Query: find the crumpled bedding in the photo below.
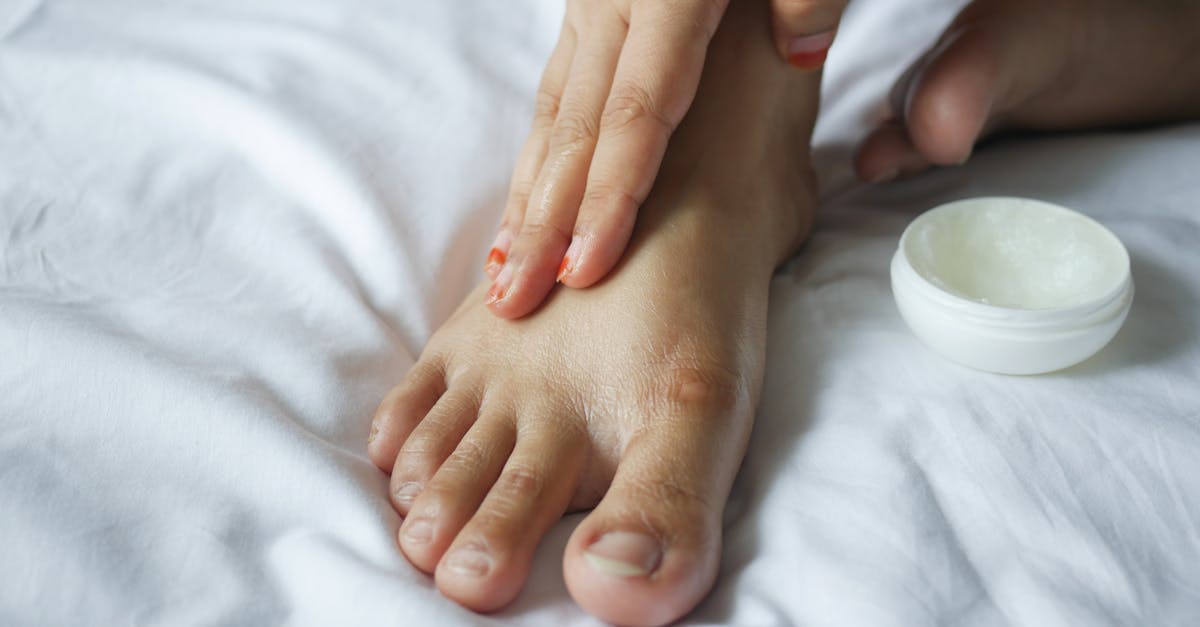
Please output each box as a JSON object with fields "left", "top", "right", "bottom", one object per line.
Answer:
{"left": 2, "top": 0, "right": 1198, "bottom": 624}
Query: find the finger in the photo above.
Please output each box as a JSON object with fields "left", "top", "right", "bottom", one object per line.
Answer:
{"left": 485, "top": 24, "right": 577, "bottom": 279}
{"left": 556, "top": 0, "right": 727, "bottom": 288}
{"left": 486, "top": 8, "right": 628, "bottom": 318}
{"left": 770, "top": 0, "right": 848, "bottom": 69}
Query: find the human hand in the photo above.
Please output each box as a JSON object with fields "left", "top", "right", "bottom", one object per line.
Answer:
{"left": 485, "top": 0, "right": 846, "bottom": 319}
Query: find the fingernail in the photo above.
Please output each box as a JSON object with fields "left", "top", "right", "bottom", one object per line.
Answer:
{"left": 787, "top": 31, "right": 836, "bottom": 70}
{"left": 393, "top": 482, "right": 421, "bottom": 507}
{"left": 583, "top": 531, "right": 661, "bottom": 578}
{"left": 483, "top": 230, "right": 512, "bottom": 276}
{"left": 869, "top": 167, "right": 899, "bottom": 184}
{"left": 486, "top": 264, "right": 514, "bottom": 305}
{"left": 556, "top": 239, "right": 581, "bottom": 283}
{"left": 402, "top": 517, "right": 433, "bottom": 544}
{"left": 445, "top": 546, "right": 491, "bottom": 577}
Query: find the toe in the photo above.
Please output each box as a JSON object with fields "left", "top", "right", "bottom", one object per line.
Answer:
{"left": 369, "top": 357, "right": 446, "bottom": 472}
{"left": 564, "top": 370, "right": 751, "bottom": 627}
{"left": 398, "top": 413, "right": 516, "bottom": 573}
{"left": 387, "top": 385, "right": 480, "bottom": 516}
{"left": 854, "top": 120, "right": 933, "bottom": 183}
{"left": 902, "top": 26, "right": 1000, "bottom": 166}
{"left": 435, "top": 413, "right": 588, "bottom": 612}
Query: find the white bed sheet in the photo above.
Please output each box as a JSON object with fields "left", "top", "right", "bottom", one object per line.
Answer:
{"left": 3, "top": 0, "right": 1199, "bottom": 624}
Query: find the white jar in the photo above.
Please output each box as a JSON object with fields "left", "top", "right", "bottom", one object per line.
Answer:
{"left": 891, "top": 197, "right": 1134, "bottom": 375}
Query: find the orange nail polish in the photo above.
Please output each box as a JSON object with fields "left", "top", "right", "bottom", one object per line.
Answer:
{"left": 788, "top": 48, "right": 829, "bottom": 70}
{"left": 787, "top": 31, "right": 836, "bottom": 70}
{"left": 485, "top": 281, "right": 506, "bottom": 305}
{"left": 483, "top": 230, "right": 513, "bottom": 275}
{"left": 556, "top": 256, "right": 571, "bottom": 283}
{"left": 484, "top": 247, "right": 507, "bottom": 272}
{"left": 486, "top": 264, "right": 514, "bottom": 305}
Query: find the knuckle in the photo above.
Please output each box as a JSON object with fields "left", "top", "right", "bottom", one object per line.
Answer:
{"left": 550, "top": 108, "right": 600, "bottom": 151}
{"left": 533, "top": 88, "right": 560, "bottom": 127}
{"left": 444, "top": 438, "right": 489, "bottom": 472}
{"left": 601, "top": 84, "right": 675, "bottom": 138}
{"left": 518, "top": 219, "right": 573, "bottom": 247}
{"left": 505, "top": 178, "right": 535, "bottom": 213}
{"left": 581, "top": 182, "right": 641, "bottom": 215}
{"left": 494, "top": 465, "right": 545, "bottom": 500}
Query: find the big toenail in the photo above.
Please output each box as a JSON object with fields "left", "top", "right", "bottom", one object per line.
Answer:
{"left": 393, "top": 482, "right": 421, "bottom": 507}
{"left": 445, "top": 546, "right": 491, "bottom": 577}
{"left": 367, "top": 422, "right": 379, "bottom": 444}
{"left": 402, "top": 518, "right": 433, "bottom": 544}
{"left": 583, "top": 531, "right": 661, "bottom": 578}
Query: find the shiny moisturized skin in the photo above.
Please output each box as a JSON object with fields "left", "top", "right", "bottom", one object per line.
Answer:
{"left": 892, "top": 197, "right": 1134, "bottom": 375}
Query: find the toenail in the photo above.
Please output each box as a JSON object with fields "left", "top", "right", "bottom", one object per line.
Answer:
{"left": 367, "top": 422, "right": 379, "bottom": 444}
{"left": 583, "top": 531, "right": 661, "bottom": 578}
{"left": 402, "top": 518, "right": 433, "bottom": 544}
{"left": 393, "top": 482, "right": 421, "bottom": 507}
{"left": 444, "top": 546, "right": 491, "bottom": 577}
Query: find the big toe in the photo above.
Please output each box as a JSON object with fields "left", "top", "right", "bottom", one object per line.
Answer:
{"left": 856, "top": 0, "right": 1068, "bottom": 182}
{"left": 564, "top": 375, "right": 751, "bottom": 626}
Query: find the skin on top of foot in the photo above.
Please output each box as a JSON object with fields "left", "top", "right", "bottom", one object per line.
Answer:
{"left": 370, "top": 1, "right": 819, "bottom": 624}
{"left": 372, "top": 0, "right": 1200, "bottom": 623}
{"left": 480, "top": 0, "right": 848, "bottom": 321}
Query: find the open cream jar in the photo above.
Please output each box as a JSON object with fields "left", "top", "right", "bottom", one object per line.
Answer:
{"left": 891, "top": 197, "right": 1133, "bottom": 375}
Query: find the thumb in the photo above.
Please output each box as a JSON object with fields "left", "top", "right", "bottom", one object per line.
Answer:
{"left": 771, "top": 0, "right": 849, "bottom": 70}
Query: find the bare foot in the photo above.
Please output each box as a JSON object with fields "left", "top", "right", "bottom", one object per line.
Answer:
{"left": 855, "top": 0, "right": 1200, "bottom": 182}
{"left": 367, "top": 2, "right": 818, "bottom": 624}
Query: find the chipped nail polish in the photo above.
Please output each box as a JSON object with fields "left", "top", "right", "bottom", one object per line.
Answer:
{"left": 484, "top": 231, "right": 512, "bottom": 275}
{"left": 557, "top": 238, "right": 581, "bottom": 283}
{"left": 556, "top": 256, "right": 571, "bottom": 283}
{"left": 484, "top": 247, "right": 507, "bottom": 273}
{"left": 486, "top": 264, "right": 514, "bottom": 305}
{"left": 583, "top": 531, "right": 661, "bottom": 578}
{"left": 787, "top": 31, "right": 836, "bottom": 70}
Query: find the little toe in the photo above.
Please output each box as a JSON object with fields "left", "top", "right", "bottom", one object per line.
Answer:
{"left": 435, "top": 415, "right": 588, "bottom": 612}
{"left": 368, "top": 358, "right": 446, "bottom": 472}
{"left": 387, "top": 385, "right": 480, "bottom": 516}
{"left": 398, "top": 414, "right": 516, "bottom": 573}
{"left": 564, "top": 374, "right": 750, "bottom": 626}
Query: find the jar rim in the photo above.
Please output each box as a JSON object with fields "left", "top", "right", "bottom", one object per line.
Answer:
{"left": 894, "top": 197, "right": 1134, "bottom": 332}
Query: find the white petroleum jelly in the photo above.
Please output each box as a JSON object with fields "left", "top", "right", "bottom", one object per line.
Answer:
{"left": 891, "top": 197, "right": 1133, "bottom": 375}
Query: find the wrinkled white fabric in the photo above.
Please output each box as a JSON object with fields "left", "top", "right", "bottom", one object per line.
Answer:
{"left": 2, "top": 0, "right": 1198, "bottom": 625}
